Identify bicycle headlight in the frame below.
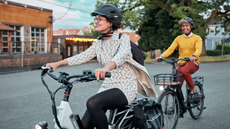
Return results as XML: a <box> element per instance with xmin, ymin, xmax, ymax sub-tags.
<box><xmin>35</xmin><ymin>121</ymin><xmax>48</xmax><ymax>129</ymax></box>
<box><xmin>159</xmin><ymin>86</ymin><xmax>164</xmax><ymax>91</ymax></box>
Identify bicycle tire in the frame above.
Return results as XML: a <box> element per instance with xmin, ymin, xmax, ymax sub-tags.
<box><xmin>188</xmin><ymin>82</ymin><xmax>204</xmax><ymax>119</ymax></box>
<box><xmin>157</xmin><ymin>89</ymin><xmax>179</xmax><ymax>129</ymax></box>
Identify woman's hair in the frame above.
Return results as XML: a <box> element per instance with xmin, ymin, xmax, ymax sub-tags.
<box><xmin>106</xmin><ymin>18</ymin><xmax>122</xmax><ymax>30</ymax></box>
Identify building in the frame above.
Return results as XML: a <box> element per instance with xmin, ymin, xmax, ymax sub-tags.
<box><xmin>53</xmin><ymin>27</ymin><xmax>90</xmax><ymax>36</ymax></box>
<box><xmin>53</xmin><ymin>27</ymin><xmax>96</xmax><ymax>59</ymax></box>
<box><xmin>206</xmin><ymin>20</ymin><xmax>230</xmax><ymax>50</ymax></box>
<box><xmin>53</xmin><ymin>35</ymin><xmax>97</xmax><ymax>59</ymax></box>
<box><xmin>0</xmin><ymin>0</ymin><xmax>61</xmax><ymax>68</ymax></box>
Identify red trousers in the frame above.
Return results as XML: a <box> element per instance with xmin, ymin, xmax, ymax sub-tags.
<box><xmin>177</xmin><ymin>62</ymin><xmax>199</xmax><ymax>90</ymax></box>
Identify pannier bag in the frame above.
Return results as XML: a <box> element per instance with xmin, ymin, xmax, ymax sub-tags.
<box><xmin>133</xmin><ymin>99</ymin><xmax>163</xmax><ymax>129</ymax></box>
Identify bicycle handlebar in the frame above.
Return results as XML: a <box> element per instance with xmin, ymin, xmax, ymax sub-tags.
<box><xmin>41</xmin><ymin>66</ymin><xmax>111</xmax><ymax>84</ymax></box>
<box><xmin>157</xmin><ymin>57</ymin><xmax>196</xmax><ymax>64</ymax></box>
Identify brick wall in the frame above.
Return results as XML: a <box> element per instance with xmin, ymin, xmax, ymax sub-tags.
<box><xmin>0</xmin><ymin>54</ymin><xmax>62</xmax><ymax>68</ymax></box>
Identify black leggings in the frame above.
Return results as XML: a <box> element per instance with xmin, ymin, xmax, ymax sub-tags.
<box><xmin>81</xmin><ymin>88</ymin><xmax>128</xmax><ymax>129</ymax></box>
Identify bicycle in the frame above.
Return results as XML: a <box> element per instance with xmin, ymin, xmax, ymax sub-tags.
<box><xmin>153</xmin><ymin>57</ymin><xmax>206</xmax><ymax>129</ymax></box>
<box><xmin>35</xmin><ymin>65</ymin><xmax>162</xmax><ymax>129</ymax></box>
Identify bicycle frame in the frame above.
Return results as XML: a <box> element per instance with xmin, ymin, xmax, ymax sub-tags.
<box><xmin>157</xmin><ymin>58</ymin><xmax>204</xmax><ymax>111</ymax></box>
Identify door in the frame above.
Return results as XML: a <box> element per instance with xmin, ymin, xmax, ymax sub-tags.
<box><xmin>66</xmin><ymin>45</ymin><xmax>73</xmax><ymax>57</ymax></box>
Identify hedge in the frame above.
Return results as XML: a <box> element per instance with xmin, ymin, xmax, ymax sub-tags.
<box><xmin>207</xmin><ymin>50</ymin><xmax>230</xmax><ymax>56</ymax></box>
<box><xmin>216</xmin><ymin>44</ymin><xmax>230</xmax><ymax>54</ymax></box>
<box><xmin>207</xmin><ymin>44</ymin><xmax>230</xmax><ymax>56</ymax></box>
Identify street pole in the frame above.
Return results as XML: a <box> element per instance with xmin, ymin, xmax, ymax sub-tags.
<box><xmin>21</xmin><ymin>36</ymin><xmax>24</xmax><ymax>67</ymax></box>
<box><xmin>222</xmin><ymin>33</ymin><xmax>225</xmax><ymax>57</ymax></box>
<box><xmin>58</xmin><ymin>38</ymin><xmax>60</xmax><ymax>54</ymax></box>
<box><xmin>221</xmin><ymin>20</ymin><xmax>226</xmax><ymax>57</ymax></box>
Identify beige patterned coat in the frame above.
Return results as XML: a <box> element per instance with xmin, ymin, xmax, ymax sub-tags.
<box><xmin>66</xmin><ymin>30</ymin><xmax>158</xmax><ymax>104</ymax></box>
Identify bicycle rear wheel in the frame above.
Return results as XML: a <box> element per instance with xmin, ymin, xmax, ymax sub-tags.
<box><xmin>188</xmin><ymin>82</ymin><xmax>204</xmax><ymax>119</ymax></box>
<box><xmin>157</xmin><ymin>89</ymin><xmax>179</xmax><ymax>129</ymax></box>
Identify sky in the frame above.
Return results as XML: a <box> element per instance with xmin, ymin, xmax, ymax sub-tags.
<box><xmin>9</xmin><ymin>0</ymin><xmax>97</xmax><ymax>30</ymax></box>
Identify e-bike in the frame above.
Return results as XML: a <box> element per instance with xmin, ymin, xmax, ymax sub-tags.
<box><xmin>36</xmin><ymin>65</ymin><xmax>162</xmax><ymax>129</ymax></box>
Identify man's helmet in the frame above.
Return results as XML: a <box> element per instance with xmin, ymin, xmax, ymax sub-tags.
<box><xmin>91</xmin><ymin>4</ymin><xmax>122</xmax><ymax>22</ymax></box>
<box><xmin>178</xmin><ymin>17</ymin><xmax>194</xmax><ymax>26</ymax></box>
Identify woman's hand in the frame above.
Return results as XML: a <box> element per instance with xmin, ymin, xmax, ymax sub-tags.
<box><xmin>189</xmin><ymin>56</ymin><xmax>196</xmax><ymax>62</ymax></box>
<box><xmin>95</xmin><ymin>61</ymin><xmax>116</xmax><ymax>81</ymax></box>
<box><xmin>95</xmin><ymin>68</ymin><xmax>109</xmax><ymax>81</ymax></box>
<box><xmin>155</xmin><ymin>57</ymin><xmax>162</xmax><ymax>62</ymax></box>
<box><xmin>45</xmin><ymin>60</ymin><xmax>68</xmax><ymax>72</ymax></box>
<box><xmin>45</xmin><ymin>62</ymin><xmax>58</xmax><ymax>72</ymax></box>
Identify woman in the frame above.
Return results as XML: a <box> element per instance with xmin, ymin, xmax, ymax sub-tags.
<box><xmin>46</xmin><ymin>4</ymin><xmax>158</xmax><ymax>129</ymax></box>
<box><xmin>155</xmin><ymin>17</ymin><xmax>202</xmax><ymax>116</ymax></box>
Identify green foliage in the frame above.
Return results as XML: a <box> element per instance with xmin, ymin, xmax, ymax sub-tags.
<box><xmin>216</xmin><ymin>44</ymin><xmax>230</xmax><ymax>54</ymax></box>
<box><xmin>137</xmin><ymin>4</ymin><xmax>180</xmax><ymax>52</ymax></box>
<box><xmin>207</xmin><ymin>44</ymin><xmax>230</xmax><ymax>56</ymax></box>
<box><xmin>207</xmin><ymin>50</ymin><xmax>222</xmax><ymax>56</ymax></box>
<box><xmin>207</xmin><ymin>50</ymin><xmax>230</xmax><ymax>56</ymax></box>
<box><xmin>96</xmin><ymin>0</ymin><xmax>230</xmax><ymax>54</ymax></box>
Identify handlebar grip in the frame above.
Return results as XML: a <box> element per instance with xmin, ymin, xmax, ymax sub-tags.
<box><xmin>158</xmin><ymin>58</ymin><xmax>163</xmax><ymax>62</ymax></box>
<box><xmin>184</xmin><ymin>57</ymin><xmax>197</xmax><ymax>62</ymax></box>
<box><xmin>105</xmin><ymin>72</ymin><xmax>111</xmax><ymax>77</ymax></box>
<box><xmin>90</xmin><ymin>72</ymin><xmax>111</xmax><ymax>80</ymax></box>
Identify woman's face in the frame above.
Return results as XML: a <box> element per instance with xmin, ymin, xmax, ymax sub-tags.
<box><xmin>181</xmin><ymin>23</ymin><xmax>192</xmax><ymax>35</ymax></box>
<box><xmin>94</xmin><ymin>15</ymin><xmax>111</xmax><ymax>33</ymax></box>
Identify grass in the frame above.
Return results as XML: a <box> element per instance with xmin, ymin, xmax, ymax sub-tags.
<box><xmin>144</xmin><ymin>56</ymin><xmax>230</xmax><ymax>63</ymax></box>
<box><xmin>199</xmin><ymin>56</ymin><xmax>230</xmax><ymax>63</ymax></box>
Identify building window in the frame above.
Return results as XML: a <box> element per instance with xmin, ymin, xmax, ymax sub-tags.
<box><xmin>31</xmin><ymin>27</ymin><xmax>45</xmax><ymax>53</ymax></box>
<box><xmin>10</xmin><ymin>25</ymin><xmax>21</xmax><ymax>53</ymax></box>
<box><xmin>215</xmin><ymin>40</ymin><xmax>220</xmax><ymax>45</ymax></box>
<box><xmin>1</xmin><ymin>31</ymin><xmax>9</xmax><ymax>53</ymax></box>
<box><xmin>209</xmin><ymin>27</ymin><xmax>215</xmax><ymax>33</ymax></box>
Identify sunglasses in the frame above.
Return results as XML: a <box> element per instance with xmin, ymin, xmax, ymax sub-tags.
<box><xmin>94</xmin><ymin>17</ymin><xmax>107</xmax><ymax>23</ymax></box>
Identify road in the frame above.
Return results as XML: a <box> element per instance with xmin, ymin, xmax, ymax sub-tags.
<box><xmin>0</xmin><ymin>61</ymin><xmax>230</xmax><ymax>129</ymax></box>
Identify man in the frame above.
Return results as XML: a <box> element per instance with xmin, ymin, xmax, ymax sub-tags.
<box><xmin>156</xmin><ymin>17</ymin><xmax>202</xmax><ymax>115</ymax></box>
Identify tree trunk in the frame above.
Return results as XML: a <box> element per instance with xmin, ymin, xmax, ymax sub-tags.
<box><xmin>201</xmin><ymin>38</ymin><xmax>207</xmax><ymax>56</ymax></box>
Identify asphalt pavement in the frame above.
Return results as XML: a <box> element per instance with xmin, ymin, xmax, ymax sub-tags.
<box><xmin>0</xmin><ymin>60</ymin><xmax>230</xmax><ymax>129</ymax></box>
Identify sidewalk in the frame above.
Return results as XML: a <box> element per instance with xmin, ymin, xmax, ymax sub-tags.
<box><xmin>0</xmin><ymin>59</ymin><xmax>98</xmax><ymax>75</ymax></box>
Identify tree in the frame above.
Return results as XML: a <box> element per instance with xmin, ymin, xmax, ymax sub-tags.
<box><xmin>136</xmin><ymin>2</ymin><xmax>180</xmax><ymax>52</ymax></box>
<box><xmin>96</xmin><ymin>0</ymin><xmax>230</xmax><ymax>56</ymax></box>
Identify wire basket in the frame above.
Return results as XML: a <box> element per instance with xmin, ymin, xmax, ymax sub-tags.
<box><xmin>154</xmin><ymin>74</ymin><xmax>182</xmax><ymax>86</ymax></box>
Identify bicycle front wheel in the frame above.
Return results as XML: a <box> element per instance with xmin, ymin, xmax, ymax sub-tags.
<box><xmin>158</xmin><ymin>89</ymin><xmax>179</xmax><ymax>129</ymax></box>
<box><xmin>188</xmin><ymin>82</ymin><xmax>204</xmax><ymax>119</ymax></box>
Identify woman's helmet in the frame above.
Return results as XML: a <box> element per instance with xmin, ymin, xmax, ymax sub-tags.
<box><xmin>91</xmin><ymin>4</ymin><xmax>122</xmax><ymax>22</ymax></box>
<box><xmin>178</xmin><ymin>17</ymin><xmax>194</xmax><ymax>26</ymax></box>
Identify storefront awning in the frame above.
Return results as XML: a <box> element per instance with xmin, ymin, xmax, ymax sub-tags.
<box><xmin>0</xmin><ymin>23</ymin><xmax>16</xmax><ymax>32</ymax></box>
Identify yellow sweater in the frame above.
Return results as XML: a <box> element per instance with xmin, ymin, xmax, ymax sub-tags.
<box><xmin>162</xmin><ymin>34</ymin><xmax>202</xmax><ymax>64</ymax></box>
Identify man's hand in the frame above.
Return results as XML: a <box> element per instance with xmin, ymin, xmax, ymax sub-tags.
<box><xmin>95</xmin><ymin>68</ymin><xmax>109</xmax><ymax>81</ymax></box>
